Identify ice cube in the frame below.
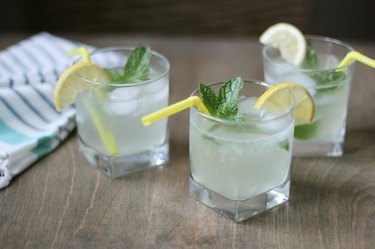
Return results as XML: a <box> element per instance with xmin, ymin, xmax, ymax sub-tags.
<box><xmin>238</xmin><ymin>97</ymin><xmax>262</xmax><ymax>114</ymax></box>
<box><xmin>280</xmin><ymin>72</ymin><xmax>317</xmax><ymax>96</ymax></box>
<box><xmin>142</xmin><ymin>77</ymin><xmax>167</xmax><ymax>94</ymax></box>
<box><xmin>107</xmin><ymin>99</ymin><xmax>139</xmax><ymax>116</ymax></box>
<box><xmin>261</xmin><ymin>114</ymin><xmax>293</xmax><ymax>142</ymax></box>
<box><xmin>108</xmin><ymin>87</ymin><xmax>140</xmax><ymax>101</ymax></box>
<box><xmin>259</xmin><ymin>112</ymin><xmax>286</xmax><ymax>132</ymax></box>
<box><xmin>272</xmin><ymin>59</ymin><xmax>297</xmax><ymax>75</ymax></box>
<box><xmin>320</xmin><ymin>54</ymin><xmax>339</xmax><ymax>69</ymax></box>
<box><xmin>151</xmin><ymin>86</ymin><xmax>169</xmax><ymax>103</ymax></box>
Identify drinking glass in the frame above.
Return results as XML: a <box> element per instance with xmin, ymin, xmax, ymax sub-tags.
<box><xmin>263</xmin><ymin>36</ymin><xmax>354</xmax><ymax>156</ymax></box>
<box><xmin>75</xmin><ymin>47</ymin><xmax>170</xmax><ymax>178</ymax></box>
<box><xmin>189</xmin><ymin>80</ymin><xmax>295</xmax><ymax>222</ymax></box>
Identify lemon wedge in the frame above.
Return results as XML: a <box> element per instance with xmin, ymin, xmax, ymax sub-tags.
<box><xmin>54</xmin><ymin>62</ymin><xmax>111</xmax><ymax>111</ymax></box>
<box><xmin>255</xmin><ymin>82</ymin><xmax>314</xmax><ymax>122</ymax></box>
<box><xmin>260</xmin><ymin>23</ymin><xmax>306</xmax><ymax>66</ymax></box>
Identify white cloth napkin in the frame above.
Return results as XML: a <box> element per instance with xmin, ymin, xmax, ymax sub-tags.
<box><xmin>0</xmin><ymin>32</ymin><xmax>86</xmax><ymax>189</ymax></box>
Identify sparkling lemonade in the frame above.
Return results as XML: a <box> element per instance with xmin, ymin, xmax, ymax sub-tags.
<box><xmin>262</xmin><ymin>36</ymin><xmax>354</xmax><ymax>156</ymax></box>
<box><xmin>74</xmin><ymin>47</ymin><xmax>170</xmax><ymax>178</ymax></box>
<box><xmin>188</xmin><ymin>80</ymin><xmax>297</xmax><ymax>222</ymax></box>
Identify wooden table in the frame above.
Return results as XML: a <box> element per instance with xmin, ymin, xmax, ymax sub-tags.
<box><xmin>0</xmin><ymin>34</ymin><xmax>374</xmax><ymax>249</ymax></box>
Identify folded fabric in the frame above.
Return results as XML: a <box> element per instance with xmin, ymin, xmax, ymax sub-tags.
<box><xmin>0</xmin><ymin>32</ymin><xmax>87</xmax><ymax>189</ymax></box>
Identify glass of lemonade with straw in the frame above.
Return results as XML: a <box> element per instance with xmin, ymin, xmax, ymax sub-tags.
<box><xmin>260</xmin><ymin>23</ymin><xmax>375</xmax><ymax>157</ymax></box>
<box><xmin>54</xmin><ymin>46</ymin><xmax>170</xmax><ymax>178</ymax></box>
<box><xmin>142</xmin><ymin>77</ymin><xmax>314</xmax><ymax>222</ymax></box>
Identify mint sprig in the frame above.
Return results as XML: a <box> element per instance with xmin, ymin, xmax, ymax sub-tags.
<box><xmin>105</xmin><ymin>45</ymin><xmax>151</xmax><ymax>83</ymax></box>
<box><xmin>302</xmin><ymin>42</ymin><xmax>319</xmax><ymax>70</ymax></box>
<box><xmin>199</xmin><ymin>77</ymin><xmax>244</xmax><ymax>121</ymax></box>
<box><xmin>302</xmin><ymin>43</ymin><xmax>346</xmax><ymax>96</ymax></box>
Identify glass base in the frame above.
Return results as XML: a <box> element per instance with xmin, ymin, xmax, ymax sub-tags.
<box><xmin>189</xmin><ymin>176</ymin><xmax>289</xmax><ymax>223</ymax></box>
<box><xmin>78</xmin><ymin>138</ymin><xmax>169</xmax><ymax>178</ymax></box>
<box><xmin>292</xmin><ymin>140</ymin><xmax>343</xmax><ymax>157</ymax></box>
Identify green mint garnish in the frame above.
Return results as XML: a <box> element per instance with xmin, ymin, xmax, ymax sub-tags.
<box><xmin>302</xmin><ymin>43</ymin><xmax>346</xmax><ymax>96</ymax></box>
<box><xmin>105</xmin><ymin>45</ymin><xmax>151</xmax><ymax>83</ymax></box>
<box><xmin>199</xmin><ymin>84</ymin><xmax>220</xmax><ymax>116</ymax></box>
<box><xmin>294</xmin><ymin>120</ymin><xmax>320</xmax><ymax>140</ymax></box>
<box><xmin>312</xmin><ymin>70</ymin><xmax>346</xmax><ymax>95</ymax></box>
<box><xmin>302</xmin><ymin>42</ymin><xmax>319</xmax><ymax>70</ymax></box>
<box><xmin>104</xmin><ymin>68</ymin><xmax>124</xmax><ymax>82</ymax></box>
<box><xmin>199</xmin><ymin>77</ymin><xmax>244</xmax><ymax>121</ymax></box>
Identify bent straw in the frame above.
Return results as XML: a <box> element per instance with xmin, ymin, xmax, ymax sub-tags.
<box><xmin>68</xmin><ymin>47</ymin><xmax>119</xmax><ymax>155</ymax></box>
<box><xmin>338</xmin><ymin>51</ymin><xmax>375</xmax><ymax>69</ymax></box>
<box><xmin>142</xmin><ymin>96</ymin><xmax>210</xmax><ymax>126</ymax></box>
<box><xmin>67</xmin><ymin>47</ymin><xmax>92</xmax><ymax>63</ymax></box>
<box><xmin>81</xmin><ymin>98</ymin><xmax>119</xmax><ymax>155</ymax></box>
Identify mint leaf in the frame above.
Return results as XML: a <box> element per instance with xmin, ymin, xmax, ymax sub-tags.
<box><xmin>302</xmin><ymin>43</ymin><xmax>346</xmax><ymax>96</ymax></box>
<box><xmin>313</xmin><ymin>70</ymin><xmax>346</xmax><ymax>95</ymax></box>
<box><xmin>104</xmin><ymin>68</ymin><xmax>124</xmax><ymax>82</ymax></box>
<box><xmin>294</xmin><ymin>120</ymin><xmax>320</xmax><ymax>140</ymax></box>
<box><xmin>199</xmin><ymin>77</ymin><xmax>244</xmax><ymax>120</ymax></box>
<box><xmin>105</xmin><ymin>45</ymin><xmax>151</xmax><ymax>83</ymax></box>
<box><xmin>123</xmin><ymin>45</ymin><xmax>151</xmax><ymax>82</ymax></box>
<box><xmin>302</xmin><ymin>42</ymin><xmax>318</xmax><ymax>70</ymax></box>
<box><xmin>199</xmin><ymin>83</ymin><xmax>219</xmax><ymax>116</ymax></box>
<box><xmin>217</xmin><ymin>77</ymin><xmax>243</xmax><ymax>119</ymax></box>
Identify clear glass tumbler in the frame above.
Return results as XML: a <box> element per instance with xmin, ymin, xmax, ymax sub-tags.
<box><xmin>189</xmin><ymin>80</ymin><xmax>295</xmax><ymax>222</ymax></box>
<box><xmin>75</xmin><ymin>47</ymin><xmax>170</xmax><ymax>178</ymax></box>
<box><xmin>263</xmin><ymin>36</ymin><xmax>354</xmax><ymax>157</ymax></box>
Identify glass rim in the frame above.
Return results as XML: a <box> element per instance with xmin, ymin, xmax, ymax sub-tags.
<box><xmin>190</xmin><ymin>79</ymin><xmax>296</xmax><ymax>126</ymax></box>
<box><xmin>262</xmin><ymin>35</ymin><xmax>355</xmax><ymax>73</ymax></box>
<box><xmin>72</xmin><ymin>46</ymin><xmax>170</xmax><ymax>87</ymax></box>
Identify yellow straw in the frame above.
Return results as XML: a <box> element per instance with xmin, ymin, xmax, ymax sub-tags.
<box><xmin>67</xmin><ymin>47</ymin><xmax>92</xmax><ymax>63</ymax></box>
<box><xmin>142</xmin><ymin>96</ymin><xmax>210</xmax><ymax>126</ymax></box>
<box><xmin>68</xmin><ymin>47</ymin><xmax>119</xmax><ymax>156</ymax></box>
<box><xmin>82</xmin><ymin>98</ymin><xmax>119</xmax><ymax>155</ymax></box>
<box><xmin>338</xmin><ymin>51</ymin><xmax>375</xmax><ymax>69</ymax></box>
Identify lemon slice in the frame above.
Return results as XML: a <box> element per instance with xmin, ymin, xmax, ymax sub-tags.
<box><xmin>260</xmin><ymin>23</ymin><xmax>306</xmax><ymax>66</ymax></box>
<box><xmin>54</xmin><ymin>62</ymin><xmax>111</xmax><ymax>111</ymax></box>
<box><xmin>255</xmin><ymin>82</ymin><xmax>314</xmax><ymax>122</ymax></box>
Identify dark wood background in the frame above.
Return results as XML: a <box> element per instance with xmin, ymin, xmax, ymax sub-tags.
<box><xmin>2</xmin><ymin>0</ymin><xmax>374</xmax><ymax>40</ymax></box>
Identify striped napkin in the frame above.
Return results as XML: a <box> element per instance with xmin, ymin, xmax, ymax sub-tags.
<box><xmin>0</xmin><ymin>32</ymin><xmax>88</xmax><ymax>189</ymax></box>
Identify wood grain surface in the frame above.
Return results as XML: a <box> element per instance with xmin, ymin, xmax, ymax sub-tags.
<box><xmin>0</xmin><ymin>34</ymin><xmax>374</xmax><ymax>249</ymax></box>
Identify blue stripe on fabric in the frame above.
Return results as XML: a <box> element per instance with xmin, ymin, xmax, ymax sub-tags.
<box><xmin>0</xmin><ymin>95</ymin><xmax>43</xmax><ymax>131</ymax></box>
<box><xmin>30</xmin><ymin>85</ymin><xmax>59</xmax><ymax>114</ymax></box>
<box><xmin>16</xmin><ymin>45</ymin><xmax>45</xmax><ymax>82</ymax></box>
<box><xmin>29</xmin><ymin>38</ymin><xmax>58</xmax><ymax>63</ymax></box>
<box><xmin>40</xmin><ymin>33</ymin><xmax>70</xmax><ymax>58</ymax></box>
<box><xmin>0</xmin><ymin>58</ymin><xmax>15</xmax><ymax>87</ymax></box>
<box><xmin>0</xmin><ymin>57</ymin><xmax>33</xmax><ymax>87</ymax></box>
<box><xmin>13</xmin><ymin>89</ymin><xmax>51</xmax><ymax>123</ymax></box>
<box><xmin>9</xmin><ymin>78</ymin><xmax>14</xmax><ymax>88</ymax></box>
<box><xmin>0</xmin><ymin>55</ymin><xmax>15</xmax><ymax>73</ymax></box>
<box><xmin>5</xmin><ymin>49</ymin><xmax>30</xmax><ymax>85</ymax></box>
<box><xmin>24</xmin><ymin>74</ymin><xmax>30</xmax><ymax>85</ymax></box>
<box><xmin>6</xmin><ymin>50</ymin><xmax>28</xmax><ymax>70</ymax></box>
<box><xmin>30</xmin><ymin>41</ymin><xmax>60</xmax><ymax>79</ymax></box>
<box><xmin>38</xmin><ymin>72</ymin><xmax>45</xmax><ymax>82</ymax></box>
<box><xmin>0</xmin><ymin>119</ymin><xmax>33</xmax><ymax>145</ymax></box>
<box><xmin>18</xmin><ymin>42</ymin><xmax>53</xmax><ymax>83</ymax></box>
<box><xmin>6</xmin><ymin>50</ymin><xmax>29</xmax><ymax>84</ymax></box>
